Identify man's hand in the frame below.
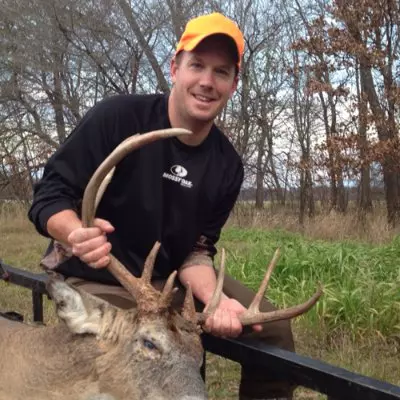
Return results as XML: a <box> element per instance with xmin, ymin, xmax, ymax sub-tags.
<box><xmin>68</xmin><ymin>218</ymin><xmax>115</xmax><ymax>269</ymax></box>
<box><xmin>203</xmin><ymin>297</ymin><xmax>263</xmax><ymax>338</ymax></box>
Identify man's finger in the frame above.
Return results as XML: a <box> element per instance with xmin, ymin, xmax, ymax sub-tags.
<box><xmin>218</xmin><ymin>309</ymin><xmax>232</xmax><ymax>337</ymax></box>
<box><xmin>72</xmin><ymin>234</ymin><xmax>108</xmax><ymax>256</ymax></box>
<box><xmin>80</xmin><ymin>242</ymin><xmax>112</xmax><ymax>265</ymax></box>
<box><xmin>211</xmin><ymin>309</ymin><xmax>223</xmax><ymax>335</ymax></box>
<box><xmin>203</xmin><ymin>315</ymin><xmax>213</xmax><ymax>333</ymax></box>
<box><xmin>230</xmin><ymin>311</ymin><xmax>243</xmax><ymax>337</ymax></box>
<box><xmin>68</xmin><ymin>227</ymin><xmax>103</xmax><ymax>244</ymax></box>
<box><xmin>252</xmin><ymin>324</ymin><xmax>263</xmax><ymax>332</ymax></box>
<box><xmin>93</xmin><ymin>218</ymin><xmax>115</xmax><ymax>233</ymax></box>
<box><xmin>89</xmin><ymin>255</ymin><xmax>111</xmax><ymax>269</ymax></box>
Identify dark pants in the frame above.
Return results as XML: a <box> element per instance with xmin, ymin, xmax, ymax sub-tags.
<box><xmin>67</xmin><ymin>274</ymin><xmax>295</xmax><ymax>399</ymax></box>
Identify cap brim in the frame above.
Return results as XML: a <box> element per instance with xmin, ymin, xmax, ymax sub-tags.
<box><xmin>180</xmin><ymin>33</ymin><xmax>239</xmax><ymax>63</ymax></box>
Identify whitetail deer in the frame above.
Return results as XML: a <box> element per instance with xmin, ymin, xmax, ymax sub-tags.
<box><xmin>0</xmin><ymin>129</ymin><xmax>322</xmax><ymax>400</ymax></box>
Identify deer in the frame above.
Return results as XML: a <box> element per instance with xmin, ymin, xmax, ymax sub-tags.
<box><xmin>0</xmin><ymin>128</ymin><xmax>322</xmax><ymax>400</ymax></box>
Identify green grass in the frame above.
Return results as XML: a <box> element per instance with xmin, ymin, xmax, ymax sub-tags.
<box><xmin>218</xmin><ymin>228</ymin><xmax>400</xmax><ymax>341</ymax></box>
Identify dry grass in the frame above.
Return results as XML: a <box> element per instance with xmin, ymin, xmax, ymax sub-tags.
<box><xmin>230</xmin><ymin>203</ymin><xmax>399</xmax><ymax>244</ymax></box>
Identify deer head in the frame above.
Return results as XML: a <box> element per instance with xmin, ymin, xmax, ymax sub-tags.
<box><xmin>46</xmin><ymin>243</ymin><xmax>206</xmax><ymax>400</ymax></box>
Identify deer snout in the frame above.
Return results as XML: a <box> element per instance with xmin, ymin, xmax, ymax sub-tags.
<box><xmin>162</xmin><ymin>363</ymin><xmax>207</xmax><ymax>400</ymax></box>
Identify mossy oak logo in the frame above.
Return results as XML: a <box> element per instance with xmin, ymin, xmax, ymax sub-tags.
<box><xmin>171</xmin><ymin>165</ymin><xmax>187</xmax><ymax>178</ymax></box>
<box><xmin>163</xmin><ymin>164</ymin><xmax>193</xmax><ymax>188</ymax></box>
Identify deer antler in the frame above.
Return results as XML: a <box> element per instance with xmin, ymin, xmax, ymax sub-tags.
<box><xmin>80</xmin><ymin>128</ymin><xmax>191</xmax><ymax>310</ymax></box>
<box><xmin>196</xmin><ymin>249</ymin><xmax>322</xmax><ymax>326</ymax></box>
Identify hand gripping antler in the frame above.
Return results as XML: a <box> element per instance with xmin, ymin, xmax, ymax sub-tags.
<box><xmin>195</xmin><ymin>249</ymin><xmax>323</xmax><ymax>326</ymax></box>
<box><xmin>81</xmin><ymin>128</ymin><xmax>191</xmax><ymax>311</ymax></box>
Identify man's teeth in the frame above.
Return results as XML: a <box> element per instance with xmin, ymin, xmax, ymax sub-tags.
<box><xmin>194</xmin><ymin>95</ymin><xmax>212</xmax><ymax>102</ymax></box>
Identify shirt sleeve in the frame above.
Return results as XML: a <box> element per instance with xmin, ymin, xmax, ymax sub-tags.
<box><xmin>28</xmin><ymin>96</ymin><xmax>127</xmax><ymax>237</ymax></box>
<box><xmin>180</xmin><ymin>235</ymin><xmax>215</xmax><ymax>269</ymax></box>
<box><xmin>191</xmin><ymin>158</ymin><xmax>244</xmax><ymax>262</ymax></box>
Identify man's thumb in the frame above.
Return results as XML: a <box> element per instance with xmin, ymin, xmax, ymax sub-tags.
<box><xmin>93</xmin><ymin>218</ymin><xmax>115</xmax><ymax>233</ymax></box>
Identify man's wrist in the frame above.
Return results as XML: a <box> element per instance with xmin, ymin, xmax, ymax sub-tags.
<box><xmin>178</xmin><ymin>264</ymin><xmax>230</xmax><ymax>306</ymax></box>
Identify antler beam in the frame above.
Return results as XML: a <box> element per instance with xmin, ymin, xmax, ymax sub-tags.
<box><xmin>80</xmin><ymin>128</ymin><xmax>191</xmax><ymax>309</ymax></box>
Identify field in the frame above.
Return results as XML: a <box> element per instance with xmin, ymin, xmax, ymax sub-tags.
<box><xmin>1</xmin><ymin>202</ymin><xmax>400</xmax><ymax>399</ymax></box>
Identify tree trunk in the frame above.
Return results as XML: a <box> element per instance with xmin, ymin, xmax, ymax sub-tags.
<box><xmin>346</xmin><ymin>16</ymin><xmax>400</xmax><ymax>226</ymax></box>
<box><xmin>359</xmin><ymin>63</ymin><xmax>400</xmax><ymax>226</ymax></box>
<box><xmin>306</xmin><ymin>168</ymin><xmax>315</xmax><ymax>218</ymax></box>
<box><xmin>356</xmin><ymin>62</ymin><xmax>372</xmax><ymax>216</ymax></box>
<box><xmin>53</xmin><ymin>69</ymin><xmax>66</xmax><ymax>143</ymax></box>
<box><xmin>255</xmin><ymin>167</ymin><xmax>264</xmax><ymax>209</ymax></box>
<box><xmin>383</xmin><ymin>168</ymin><xmax>400</xmax><ymax>227</ymax></box>
<box><xmin>299</xmin><ymin>156</ymin><xmax>314</xmax><ymax>225</ymax></box>
<box><xmin>299</xmin><ymin>168</ymin><xmax>306</xmax><ymax>225</ymax></box>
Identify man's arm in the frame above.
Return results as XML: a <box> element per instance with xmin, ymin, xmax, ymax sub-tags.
<box><xmin>47</xmin><ymin>210</ymin><xmax>83</xmax><ymax>245</ymax></box>
<box><xmin>178</xmin><ymin>263</ymin><xmax>219</xmax><ymax>305</ymax></box>
<box><xmin>28</xmin><ymin>96</ymin><xmax>132</xmax><ymax>238</ymax></box>
<box><xmin>176</xmin><ymin>157</ymin><xmax>262</xmax><ymax>338</ymax></box>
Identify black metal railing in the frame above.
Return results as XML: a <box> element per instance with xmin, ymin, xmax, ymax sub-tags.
<box><xmin>1</xmin><ymin>260</ymin><xmax>400</xmax><ymax>400</ymax></box>
<box><xmin>0</xmin><ymin>260</ymin><xmax>48</xmax><ymax>322</ymax></box>
<box><xmin>202</xmin><ymin>335</ymin><xmax>400</xmax><ymax>400</ymax></box>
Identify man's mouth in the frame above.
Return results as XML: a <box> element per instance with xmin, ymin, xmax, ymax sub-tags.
<box><xmin>192</xmin><ymin>94</ymin><xmax>215</xmax><ymax>103</ymax></box>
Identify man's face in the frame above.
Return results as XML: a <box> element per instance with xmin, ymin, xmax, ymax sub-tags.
<box><xmin>170</xmin><ymin>36</ymin><xmax>238</xmax><ymax>124</ymax></box>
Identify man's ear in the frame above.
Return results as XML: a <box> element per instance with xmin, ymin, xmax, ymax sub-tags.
<box><xmin>230</xmin><ymin>74</ymin><xmax>239</xmax><ymax>97</ymax></box>
<box><xmin>47</xmin><ymin>278</ymin><xmax>117</xmax><ymax>336</ymax></box>
<box><xmin>170</xmin><ymin>56</ymin><xmax>178</xmax><ymax>85</ymax></box>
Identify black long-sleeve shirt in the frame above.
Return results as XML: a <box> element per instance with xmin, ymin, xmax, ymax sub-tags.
<box><xmin>28</xmin><ymin>94</ymin><xmax>244</xmax><ymax>285</ymax></box>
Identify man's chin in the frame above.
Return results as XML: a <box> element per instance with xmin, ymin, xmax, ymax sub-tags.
<box><xmin>189</xmin><ymin>109</ymin><xmax>219</xmax><ymax>123</ymax></box>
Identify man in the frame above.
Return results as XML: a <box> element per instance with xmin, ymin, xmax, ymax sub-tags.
<box><xmin>28</xmin><ymin>12</ymin><xmax>294</xmax><ymax>400</ymax></box>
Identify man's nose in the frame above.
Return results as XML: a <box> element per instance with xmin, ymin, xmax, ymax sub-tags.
<box><xmin>198</xmin><ymin>69</ymin><xmax>214</xmax><ymax>89</ymax></box>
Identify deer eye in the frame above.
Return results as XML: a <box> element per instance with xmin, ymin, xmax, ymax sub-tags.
<box><xmin>143</xmin><ymin>339</ymin><xmax>157</xmax><ymax>351</ymax></box>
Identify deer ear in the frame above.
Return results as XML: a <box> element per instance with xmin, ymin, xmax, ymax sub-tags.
<box><xmin>47</xmin><ymin>278</ymin><xmax>115</xmax><ymax>336</ymax></box>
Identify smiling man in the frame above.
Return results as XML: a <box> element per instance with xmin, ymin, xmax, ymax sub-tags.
<box><xmin>29</xmin><ymin>12</ymin><xmax>295</xmax><ymax>400</ymax></box>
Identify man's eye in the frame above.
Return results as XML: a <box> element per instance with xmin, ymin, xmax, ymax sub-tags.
<box><xmin>143</xmin><ymin>339</ymin><xmax>157</xmax><ymax>350</ymax></box>
<box><xmin>216</xmin><ymin>69</ymin><xmax>229</xmax><ymax>76</ymax></box>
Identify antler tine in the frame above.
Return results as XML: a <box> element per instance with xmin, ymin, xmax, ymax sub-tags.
<box><xmin>159</xmin><ymin>270</ymin><xmax>178</xmax><ymax>308</ymax></box>
<box><xmin>239</xmin><ymin>249</ymin><xmax>322</xmax><ymax>325</ymax></box>
<box><xmin>182</xmin><ymin>283</ymin><xmax>197</xmax><ymax>324</ymax></box>
<box><xmin>142</xmin><ymin>242</ymin><xmax>161</xmax><ymax>283</ymax></box>
<box><xmin>248</xmin><ymin>248</ymin><xmax>280</xmax><ymax>314</ymax></box>
<box><xmin>203</xmin><ymin>248</ymin><xmax>226</xmax><ymax>314</ymax></box>
<box><xmin>238</xmin><ymin>286</ymin><xmax>323</xmax><ymax>326</ymax></box>
<box><xmin>81</xmin><ymin>128</ymin><xmax>192</xmax><ymax>297</ymax></box>
<box><xmin>195</xmin><ymin>249</ymin><xmax>226</xmax><ymax>324</ymax></box>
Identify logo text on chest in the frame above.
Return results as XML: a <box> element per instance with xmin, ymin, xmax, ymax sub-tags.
<box><xmin>163</xmin><ymin>165</ymin><xmax>193</xmax><ymax>188</ymax></box>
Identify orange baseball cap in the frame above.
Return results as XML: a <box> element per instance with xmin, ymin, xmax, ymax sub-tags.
<box><xmin>175</xmin><ymin>13</ymin><xmax>245</xmax><ymax>68</ymax></box>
